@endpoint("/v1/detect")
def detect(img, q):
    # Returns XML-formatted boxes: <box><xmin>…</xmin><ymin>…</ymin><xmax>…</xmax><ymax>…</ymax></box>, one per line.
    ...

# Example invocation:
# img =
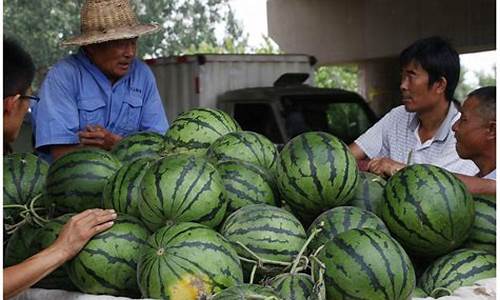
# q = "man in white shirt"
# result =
<box><xmin>452</xmin><ymin>86</ymin><xmax>496</xmax><ymax>194</ymax></box>
<box><xmin>349</xmin><ymin>36</ymin><xmax>478</xmax><ymax>177</ymax></box>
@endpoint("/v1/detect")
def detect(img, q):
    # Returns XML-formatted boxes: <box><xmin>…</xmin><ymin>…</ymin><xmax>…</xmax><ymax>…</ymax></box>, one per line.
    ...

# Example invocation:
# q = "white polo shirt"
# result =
<box><xmin>355</xmin><ymin>103</ymin><xmax>479</xmax><ymax>176</ymax></box>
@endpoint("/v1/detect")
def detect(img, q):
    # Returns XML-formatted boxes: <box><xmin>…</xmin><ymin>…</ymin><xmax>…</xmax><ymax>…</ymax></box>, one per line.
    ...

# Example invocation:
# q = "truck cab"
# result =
<box><xmin>218</xmin><ymin>73</ymin><xmax>378</xmax><ymax>145</ymax></box>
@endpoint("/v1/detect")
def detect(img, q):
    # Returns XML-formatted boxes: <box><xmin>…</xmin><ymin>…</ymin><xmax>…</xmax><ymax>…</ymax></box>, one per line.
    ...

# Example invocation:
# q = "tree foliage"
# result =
<box><xmin>315</xmin><ymin>65</ymin><xmax>359</xmax><ymax>92</ymax></box>
<box><xmin>3</xmin><ymin>0</ymin><xmax>245</xmax><ymax>69</ymax></box>
<box><xmin>454</xmin><ymin>64</ymin><xmax>496</xmax><ymax>102</ymax></box>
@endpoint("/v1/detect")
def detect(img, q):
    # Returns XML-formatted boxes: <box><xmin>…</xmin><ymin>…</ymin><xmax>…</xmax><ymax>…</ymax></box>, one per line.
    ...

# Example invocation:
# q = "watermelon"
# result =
<box><xmin>164</xmin><ymin>108</ymin><xmax>241</xmax><ymax>156</ymax></box>
<box><xmin>211</xmin><ymin>284</ymin><xmax>282</xmax><ymax>300</ymax></box>
<box><xmin>270</xmin><ymin>273</ymin><xmax>314</xmax><ymax>300</ymax></box>
<box><xmin>317</xmin><ymin>228</ymin><xmax>415</xmax><ymax>300</ymax></box>
<box><xmin>103</xmin><ymin>157</ymin><xmax>155</xmax><ymax>218</ymax></box>
<box><xmin>381</xmin><ymin>164</ymin><xmax>475</xmax><ymax>257</ymax></box>
<box><xmin>346</xmin><ymin>171</ymin><xmax>386</xmax><ymax>216</ymax></box>
<box><xmin>137</xmin><ymin>222</ymin><xmax>243</xmax><ymax>299</ymax></box>
<box><xmin>419</xmin><ymin>249</ymin><xmax>496</xmax><ymax>298</ymax></box>
<box><xmin>30</xmin><ymin>214</ymin><xmax>78</xmax><ymax>290</ymax></box>
<box><xmin>276</xmin><ymin>132</ymin><xmax>359</xmax><ymax>223</ymax></box>
<box><xmin>307</xmin><ymin>206</ymin><xmax>388</xmax><ymax>252</ymax></box>
<box><xmin>4</xmin><ymin>153</ymin><xmax>49</xmax><ymax>225</ymax></box>
<box><xmin>139</xmin><ymin>154</ymin><xmax>227</xmax><ymax>231</ymax></box>
<box><xmin>207</xmin><ymin>131</ymin><xmax>278</xmax><ymax>171</ymax></box>
<box><xmin>66</xmin><ymin>215</ymin><xmax>149</xmax><ymax>296</ymax></box>
<box><xmin>220</xmin><ymin>204</ymin><xmax>306</xmax><ymax>277</ymax></box>
<box><xmin>4</xmin><ymin>223</ymin><xmax>40</xmax><ymax>267</ymax></box>
<box><xmin>216</xmin><ymin>159</ymin><xmax>279</xmax><ymax>213</ymax></box>
<box><xmin>111</xmin><ymin>131</ymin><xmax>165</xmax><ymax>162</ymax></box>
<box><xmin>463</xmin><ymin>194</ymin><xmax>495</xmax><ymax>254</ymax></box>
<box><xmin>45</xmin><ymin>148</ymin><xmax>121</xmax><ymax>214</ymax></box>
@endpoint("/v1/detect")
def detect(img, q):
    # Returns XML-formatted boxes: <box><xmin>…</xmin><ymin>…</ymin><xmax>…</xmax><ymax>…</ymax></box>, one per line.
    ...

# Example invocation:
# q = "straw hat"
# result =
<box><xmin>62</xmin><ymin>0</ymin><xmax>160</xmax><ymax>46</ymax></box>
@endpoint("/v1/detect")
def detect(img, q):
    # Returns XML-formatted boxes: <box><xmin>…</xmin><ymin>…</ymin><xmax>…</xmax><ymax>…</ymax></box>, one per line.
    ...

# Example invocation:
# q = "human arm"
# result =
<box><xmin>367</xmin><ymin>157</ymin><xmax>406</xmax><ymax>178</ymax></box>
<box><xmin>348</xmin><ymin>143</ymin><xmax>368</xmax><ymax>160</ymax></box>
<box><xmin>455</xmin><ymin>174</ymin><xmax>496</xmax><ymax>195</ymax></box>
<box><xmin>3</xmin><ymin>209</ymin><xmax>117</xmax><ymax>299</ymax></box>
<box><xmin>138</xmin><ymin>63</ymin><xmax>169</xmax><ymax>133</ymax></box>
<box><xmin>78</xmin><ymin>124</ymin><xmax>123</xmax><ymax>151</ymax></box>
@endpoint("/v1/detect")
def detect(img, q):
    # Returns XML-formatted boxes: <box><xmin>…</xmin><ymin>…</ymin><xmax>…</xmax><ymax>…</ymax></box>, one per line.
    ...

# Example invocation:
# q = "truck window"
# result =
<box><xmin>283</xmin><ymin>100</ymin><xmax>371</xmax><ymax>144</ymax></box>
<box><xmin>325</xmin><ymin>103</ymin><xmax>371</xmax><ymax>143</ymax></box>
<box><xmin>234</xmin><ymin>103</ymin><xmax>282</xmax><ymax>143</ymax></box>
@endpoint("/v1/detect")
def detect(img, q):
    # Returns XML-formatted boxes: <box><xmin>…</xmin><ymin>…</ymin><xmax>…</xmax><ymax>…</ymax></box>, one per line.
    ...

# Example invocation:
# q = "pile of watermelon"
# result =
<box><xmin>3</xmin><ymin>107</ymin><xmax>496</xmax><ymax>300</ymax></box>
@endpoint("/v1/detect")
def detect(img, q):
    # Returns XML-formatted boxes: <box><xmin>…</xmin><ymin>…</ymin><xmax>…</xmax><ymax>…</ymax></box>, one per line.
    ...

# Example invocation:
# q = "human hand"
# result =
<box><xmin>367</xmin><ymin>157</ymin><xmax>405</xmax><ymax>178</ymax></box>
<box><xmin>78</xmin><ymin>125</ymin><xmax>122</xmax><ymax>150</ymax></box>
<box><xmin>52</xmin><ymin>209</ymin><xmax>117</xmax><ymax>262</ymax></box>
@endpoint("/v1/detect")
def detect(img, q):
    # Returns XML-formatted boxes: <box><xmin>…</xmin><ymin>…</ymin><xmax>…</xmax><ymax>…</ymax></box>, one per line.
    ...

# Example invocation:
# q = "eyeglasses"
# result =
<box><xmin>19</xmin><ymin>95</ymin><xmax>40</xmax><ymax>103</ymax></box>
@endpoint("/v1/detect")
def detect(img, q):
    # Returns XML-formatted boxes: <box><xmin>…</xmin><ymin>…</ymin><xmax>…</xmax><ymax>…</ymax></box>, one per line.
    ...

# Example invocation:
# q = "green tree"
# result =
<box><xmin>454</xmin><ymin>64</ymin><xmax>496</xmax><ymax>102</ymax></box>
<box><xmin>315</xmin><ymin>65</ymin><xmax>359</xmax><ymax>92</ymax></box>
<box><xmin>3</xmin><ymin>0</ymin><xmax>245</xmax><ymax>69</ymax></box>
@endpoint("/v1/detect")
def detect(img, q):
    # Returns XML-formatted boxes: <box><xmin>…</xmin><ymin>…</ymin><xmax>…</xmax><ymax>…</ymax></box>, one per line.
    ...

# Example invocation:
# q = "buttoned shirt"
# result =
<box><xmin>482</xmin><ymin>169</ymin><xmax>496</xmax><ymax>180</ymax></box>
<box><xmin>33</xmin><ymin>49</ymin><xmax>168</xmax><ymax>156</ymax></box>
<box><xmin>355</xmin><ymin>103</ymin><xmax>478</xmax><ymax>175</ymax></box>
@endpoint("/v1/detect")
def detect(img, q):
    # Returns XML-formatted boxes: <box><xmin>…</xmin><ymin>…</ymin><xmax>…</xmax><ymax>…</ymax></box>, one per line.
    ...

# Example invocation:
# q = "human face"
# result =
<box><xmin>400</xmin><ymin>60</ymin><xmax>444</xmax><ymax>113</ymax></box>
<box><xmin>3</xmin><ymin>94</ymin><xmax>31</xmax><ymax>143</ymax></box>
<box><xmin>86</xmin><ymin>38</ymin><xmax>138</xmax><ymax>83</ymax></box>
<box><xmin>452</xmin><ymin>96</ymin><xmax>491</xmax><ymax>160</ymax></box>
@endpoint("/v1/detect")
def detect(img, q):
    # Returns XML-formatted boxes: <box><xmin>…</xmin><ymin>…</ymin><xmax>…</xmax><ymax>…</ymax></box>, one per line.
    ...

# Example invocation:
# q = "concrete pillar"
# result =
<box><xmin>358</xmin><ymin>57</ymin><xmax>401</xmax><ymax>117</ymax></box>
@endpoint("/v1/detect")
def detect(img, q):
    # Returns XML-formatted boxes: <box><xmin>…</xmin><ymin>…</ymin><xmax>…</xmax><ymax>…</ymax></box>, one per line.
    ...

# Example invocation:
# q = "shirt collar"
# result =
<box><xmin>408</xmin><ymin>101</ymin><xmax>460</xmax><ymax>142</ymax></box>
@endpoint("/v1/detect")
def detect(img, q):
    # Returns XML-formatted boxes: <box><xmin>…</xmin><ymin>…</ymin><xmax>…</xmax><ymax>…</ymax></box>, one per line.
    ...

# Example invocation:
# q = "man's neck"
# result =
<box><xmin>417</xmin><ymin>99</ymin><xmax>450</xmax><ymax>142</ymax></box>
<box><xmin>474</xmin><ymin>147</ymin><xmax>496</xmax><ymax>178</ymax></box>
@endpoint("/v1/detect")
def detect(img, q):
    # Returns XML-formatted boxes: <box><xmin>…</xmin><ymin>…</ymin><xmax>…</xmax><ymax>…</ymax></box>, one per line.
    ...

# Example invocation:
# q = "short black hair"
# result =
<box><xmin>468</xmin><ymin>86</ymin><xmax>496</xmax><ymax>122</ymax></box>
<box><xmin>3</xmin><ymin>37</ymin><xmax>35</xmax><ymax>98</ymax></box>
<box><xmin>400</xmin><ymin>36</ymin><xmax>460</xmax><ymax>102</ymax></box>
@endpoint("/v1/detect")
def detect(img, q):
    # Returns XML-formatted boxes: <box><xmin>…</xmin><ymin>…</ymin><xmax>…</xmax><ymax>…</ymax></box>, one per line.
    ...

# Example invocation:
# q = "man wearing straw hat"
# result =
<box><xmin>33</xmin><ymin>0</ymin><xmax>168</xmax><ymax>162</ymax></box>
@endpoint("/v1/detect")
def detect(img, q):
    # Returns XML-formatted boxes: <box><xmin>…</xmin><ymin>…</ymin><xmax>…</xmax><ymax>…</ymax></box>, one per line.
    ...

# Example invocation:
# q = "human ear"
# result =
<box><xmin>3</xmin><ymin>95</ymin><xmax>21</xmax><ymax>115</ymax></box>
<box><xmin>433</xmin><ymin>76</ymin><xmax>447</xmax><ymax>95</ymax></box>
<box><xmin>486</xmin><ymin>121</ymin><xmax>496</xmax><ymax>140</ymax></box>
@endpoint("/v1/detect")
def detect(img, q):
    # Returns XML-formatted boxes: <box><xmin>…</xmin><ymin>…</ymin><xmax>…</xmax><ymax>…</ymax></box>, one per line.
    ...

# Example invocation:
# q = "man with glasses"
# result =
<box><xmin>33</xmin><ymin>0</ymin><xmax>168</xmax><ymax>162</ymax></box>
<box><xmin>3</xmin><ymin>37</ymin><xmax>117</xmax><ymax>299</ymax></box>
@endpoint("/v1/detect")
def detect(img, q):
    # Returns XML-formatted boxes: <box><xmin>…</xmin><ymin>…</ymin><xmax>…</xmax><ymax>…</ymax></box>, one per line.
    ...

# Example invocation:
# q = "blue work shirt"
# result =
<box><xmin>33</xmin><ymin>48</ymin><xmax>168</xmax><ymax>159</ymax></box>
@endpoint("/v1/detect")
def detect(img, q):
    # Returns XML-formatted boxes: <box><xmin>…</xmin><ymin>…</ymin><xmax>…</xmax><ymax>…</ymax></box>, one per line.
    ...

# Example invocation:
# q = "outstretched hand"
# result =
<box><xmin>78</xmin><ymin>125</ymin><xmax>122</xmax><ymax>150</ymax></box>
<box><xmin>52</xmin><ymin>208</ymin><xmax>117</xmax><ymax>261</ymax></box>
<box><xmin>367</xmin><ymin>157</ymin><xmax>406</xmax><ymax>178</ymax></box>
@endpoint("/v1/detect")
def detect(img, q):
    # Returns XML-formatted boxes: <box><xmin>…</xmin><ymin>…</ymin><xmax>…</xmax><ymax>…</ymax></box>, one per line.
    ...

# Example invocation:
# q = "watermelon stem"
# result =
<box><xmin>235</xmin><ymin>241</ymin><xmax>290</xmax><ymax>267</ymax></box>
<box><xmin>290</xmin><ymin>226</ymin><xmax>322</xmax><ymax>274</ymax></box>
<box><xmin>309</xmin><ymin>247</ymin><xmax>327</xmax><ymax>300</ymax></box>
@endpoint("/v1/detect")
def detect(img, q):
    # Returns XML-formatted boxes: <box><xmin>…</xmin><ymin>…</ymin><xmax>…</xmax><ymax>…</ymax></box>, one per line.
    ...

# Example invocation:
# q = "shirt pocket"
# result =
<box><xmin>77</xmin><ymin>97</ymin><xmax>106</xmax><ymax>128</ymax></box>
<box><xmin>116</xmin><ymin>95</ymin><xmax>143</xmax><ymax>133</ymax></box>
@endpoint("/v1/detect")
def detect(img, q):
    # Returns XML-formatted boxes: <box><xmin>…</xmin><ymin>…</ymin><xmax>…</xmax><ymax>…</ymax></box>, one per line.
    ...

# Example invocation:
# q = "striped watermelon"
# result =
<box><xmin>216</xmin><ymin>160</ymin><xmax>279</xmax><ymax>213</ymax></box>
<box><xmin>66</xmin><ymin>215</ymin><xmax>149</xmax><ymax>296</ymax></box>
<box><xmin>270</xmin><ymin>273</ymin><xmax>314</xmax><ymax>300</ymax></box>
<box><xmin>103</xmin><ymin>157</ymin><xmax>155</xmax><ymax>218</ymax></box>
<box><xmin>419</xmin><ymin>249</ymin><xmax>496</xmax><ymax>298</ymax></box>
<box><xmin>463</xmin><ymin>194</ymin><xmax>495</xmax><ymax>254</ymax></box>
<box><xmin>381</xmin><ymin>164</ymin><xmax>475</xmax><ymax>257</ymax></box>
<box><xmin>4</xmin><ymin>153</ymin><xmax>49</xmax><ymax>225</ymax></box>
<box><xmin>111</xmin><ymin>131</ymin><xmax>165</xmax><ymax>162</ymax></box>
<box><xmin>4</xmin><ymin>223</ymin><xmax>40</xmax><ymax>267</ymax></box>
<box><xmin>220</xmin><ymin>204</ymin><xmax>306</xmax><ymax>277</ymax></box>
<box><xmin>317</xmin><ymin>228</ymin><xmax>415</xmax><ymax>300</ymax></box>
<box><xmin>276</xmin><ymin>132</ymin><xmax>359</xmax><ymax>223</ymax></box>
<box><xmin>307</xmin><ymin>206</ymin><xmax>388</xmax><ymax>252</ymax></box>
<box><xmin>207</xmin><ymin>131</ymin><xmax>278</xmax><ymax>171</ymax></box>
<box><xmin>346</xmin><ymin>171</ymin><xmax>386</xmax><ymax>216</ymax></box>
<box><xmin>211</xmin><ymin>284</ymin><xmax>282</xmax><ymax>300</ymax></box>
<box><xmin>164</xmin><ymin>108</ymin><xmax>241</xmax><ymax>156</ymax></box>
<box><xmin>45</xmin><ymin>148</ymin><xmax>121</xmax><ymax>214</ymax></box>
<box><xmin>137</xmin><ymin>222</ymin><xmax>243</xmax><ymax>299</ymax></box>
<box><xmin>139</xmin><ymin>154</ymin><xmax>227</xmax><ymax>231</ymax></box>
<box><xmin>30</xmin><ymin>214</ymin><xmax>78</xmax><ymax>290</ymax></box>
